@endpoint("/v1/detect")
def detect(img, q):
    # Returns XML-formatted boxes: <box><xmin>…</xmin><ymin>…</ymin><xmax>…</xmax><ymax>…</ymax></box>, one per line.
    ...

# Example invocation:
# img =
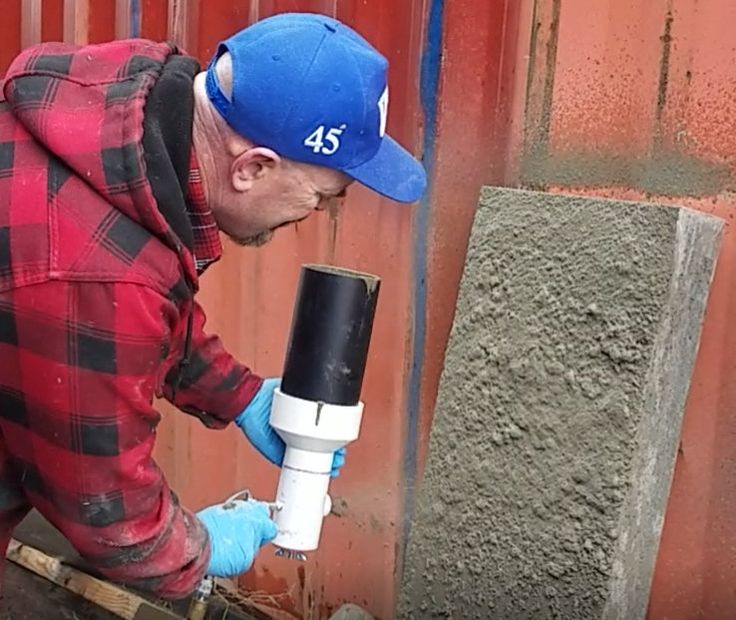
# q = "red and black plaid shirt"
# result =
<box><xmin>0</xmin><ymin>40</ymin><xmax>262</xmax><ymax>599</ymax></box>
<box><xmin>186</xmin><ymin>149</ymin><xmax>222</xmax><ymax>273</ymax></box>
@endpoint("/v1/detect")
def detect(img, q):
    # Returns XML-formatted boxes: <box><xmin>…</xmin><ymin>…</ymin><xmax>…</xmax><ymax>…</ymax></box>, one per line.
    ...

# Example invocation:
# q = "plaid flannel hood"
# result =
<box><xmin>2</xmin><ymin>39</ymin><xmax>201</xmax><ymax>287</ymax></box>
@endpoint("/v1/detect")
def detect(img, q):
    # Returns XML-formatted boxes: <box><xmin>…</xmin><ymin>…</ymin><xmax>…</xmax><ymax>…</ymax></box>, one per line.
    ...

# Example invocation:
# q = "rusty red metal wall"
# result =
<box><xmin>3</xmin><ymin>1</ymin><xmax>736</xmax><ymax>618</ymax></box>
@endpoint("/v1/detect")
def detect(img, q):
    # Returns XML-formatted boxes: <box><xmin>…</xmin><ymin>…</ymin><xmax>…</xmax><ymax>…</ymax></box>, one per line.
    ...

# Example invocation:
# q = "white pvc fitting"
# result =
<box><xmin>269</xmin><ymin>388</ymin><xmax>363</xmax><ymax>551</ymax></box>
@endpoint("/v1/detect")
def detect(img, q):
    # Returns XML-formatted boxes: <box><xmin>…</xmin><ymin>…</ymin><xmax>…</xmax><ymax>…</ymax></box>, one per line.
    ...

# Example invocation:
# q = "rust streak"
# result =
<box><xmin>539</xmin><ymin>0</ymin><xmax>562</xmax><ymax>156</ymax></box>
<box><xmin>327</xmin><ymin>199</ymin><xmax>341</xmax><ymax>265</ymax></box>
<box><xmin>522</xmin><ymin>0</ymin><xmax>562</xmax><ymax>184</ymax></box>
<box><xmin>655</xmin><ymin>4</ymin><xmax>674</xmax><ymax>148</ymax></box>
<box><xmin>656</xmin><ymin>9</ymin><xmax>674</xmax><ymax>117</ymax></box>
<box><xmin>521</xmin><ymin>0</ymin><xmax>543</xmax><ymax>151</ymax></box>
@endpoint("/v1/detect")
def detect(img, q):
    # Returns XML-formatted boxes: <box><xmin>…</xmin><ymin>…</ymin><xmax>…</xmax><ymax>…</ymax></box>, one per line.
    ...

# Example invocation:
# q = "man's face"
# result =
<box><xmin>218</xmin><ymin>155</ymin><xmax>353</xmax><ymax>247</ymax></box>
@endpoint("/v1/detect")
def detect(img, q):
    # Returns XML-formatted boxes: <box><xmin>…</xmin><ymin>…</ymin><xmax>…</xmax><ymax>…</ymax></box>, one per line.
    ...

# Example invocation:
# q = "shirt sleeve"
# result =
<box><xmin>162</xmin><ymin>299</ymin><xmax>263</xmax><ymax>428</ymax></box>
<box><xmin>0</xmin><ymin>280</ymin><xmax>213</xmax><ymax>599</ymax></box>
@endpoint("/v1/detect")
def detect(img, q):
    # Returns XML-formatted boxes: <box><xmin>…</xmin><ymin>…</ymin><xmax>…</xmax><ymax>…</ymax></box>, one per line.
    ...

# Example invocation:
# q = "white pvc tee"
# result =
<box><xmin>269</xmin><ymin>388</ymin><xmax>363</xmax><ymax>551</ymax></box>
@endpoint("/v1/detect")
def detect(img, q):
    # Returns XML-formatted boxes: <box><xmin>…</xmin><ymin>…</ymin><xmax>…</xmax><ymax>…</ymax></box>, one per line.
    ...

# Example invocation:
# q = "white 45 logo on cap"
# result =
<box><xmin>302</xmin><ymin>86</ymin><xmax>387</xmax><ymax>155</ymax></box>
<box><xmin>304</xmin><ymin>124</ymin><xmax>346</xmax><ymax>156</ymax></box>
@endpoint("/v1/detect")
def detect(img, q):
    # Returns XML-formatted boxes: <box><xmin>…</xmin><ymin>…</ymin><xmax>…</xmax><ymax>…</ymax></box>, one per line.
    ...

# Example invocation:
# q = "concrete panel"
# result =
<box><xmin>398</xmin><ymin>187</ymin><xmax>723</xmax><ymax>619</ymax></box>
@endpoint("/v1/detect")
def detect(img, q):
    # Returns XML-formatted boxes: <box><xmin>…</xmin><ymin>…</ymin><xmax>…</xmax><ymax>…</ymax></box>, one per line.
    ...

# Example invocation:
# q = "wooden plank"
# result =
<box><xmin>6</xmin><ymin>539</ymin><xmax>180</xmax><ymax>620</ymax></box>
<box><xmin>2</xmin><ymin>560</ymin><xmax>120</xmax><ymax>620</ymax></box>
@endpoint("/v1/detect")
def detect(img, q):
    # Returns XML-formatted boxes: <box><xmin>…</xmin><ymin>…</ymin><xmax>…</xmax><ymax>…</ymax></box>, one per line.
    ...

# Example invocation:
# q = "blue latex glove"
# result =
<box><xmin>234</xmin><ymin>377</ymin><xmax>346</xmax><ymax>477</ymax></box>
<box><xmin>197</xmin><ymin>499</ymin><xmax>277</xmax><ymax>578</ymax></box>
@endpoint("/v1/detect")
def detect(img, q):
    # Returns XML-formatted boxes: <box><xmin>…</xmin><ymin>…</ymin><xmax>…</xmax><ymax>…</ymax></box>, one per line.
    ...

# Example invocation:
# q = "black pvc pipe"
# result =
<box><xmin>281</xmin><ymin>264</ymin><xmax>381</xmax><ymax>406</ymax></box>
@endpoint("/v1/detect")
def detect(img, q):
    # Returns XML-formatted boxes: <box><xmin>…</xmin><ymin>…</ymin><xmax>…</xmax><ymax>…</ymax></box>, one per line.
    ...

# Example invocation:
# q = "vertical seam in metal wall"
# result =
<box><xmin>401</xmin><ymin>0</ymin><xmax>444</xmax><ymax>573</ymax></box>
<box><xmin>21</xmin><ymin>0</ymin><xmax>42</xmax><ymax>48</ymax></box>
<box><xmin>131</xmin><ymin>0</ymin><xmax>140</xmax><ymax>37</ymax></box>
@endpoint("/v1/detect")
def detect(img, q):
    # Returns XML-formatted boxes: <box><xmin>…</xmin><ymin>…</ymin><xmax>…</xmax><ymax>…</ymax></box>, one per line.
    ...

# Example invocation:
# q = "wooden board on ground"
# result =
<box><xmin>0</xmin><ymin>558</ymin><xmax>120</xmax><ymax>620</ymax></box>
<box><xmin>7</xmin><ymin>539</ymin><xmax>179</xmax><ymax>620</ymax></box>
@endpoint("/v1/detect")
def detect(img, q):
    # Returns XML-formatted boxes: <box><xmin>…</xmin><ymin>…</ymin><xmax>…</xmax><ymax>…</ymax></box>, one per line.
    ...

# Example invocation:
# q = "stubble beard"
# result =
<box><xmin>226</xmin><ymin>213</ymin><xmax>312</xmax><ymax>248</ymax></box>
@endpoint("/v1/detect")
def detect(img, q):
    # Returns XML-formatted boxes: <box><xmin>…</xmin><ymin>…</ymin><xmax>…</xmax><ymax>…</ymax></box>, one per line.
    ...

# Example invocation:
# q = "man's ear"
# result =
<box><xmin>231</xmin><ymin>147</ymin><xmax>281</xmax><ymax>192</ymax></box>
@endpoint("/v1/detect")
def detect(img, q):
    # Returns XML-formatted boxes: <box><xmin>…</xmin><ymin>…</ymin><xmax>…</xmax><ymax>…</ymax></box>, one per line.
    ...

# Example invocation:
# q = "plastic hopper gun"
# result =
<box><xmin>188</xmin><ymin>264</ymin><xmax>380</xmax><ymax>619</ymax></box>
<box><xmin>268</xmin><ymin>264</ymin><xmax>380</xmax><ymax>560</ymax></box>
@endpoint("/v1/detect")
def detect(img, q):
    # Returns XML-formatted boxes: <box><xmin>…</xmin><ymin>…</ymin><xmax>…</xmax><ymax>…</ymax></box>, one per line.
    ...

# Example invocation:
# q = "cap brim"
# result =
<box><xmin>342</xmin><ymin>135</ymin><xmax>427</xmax><ymax>203</ymax></box>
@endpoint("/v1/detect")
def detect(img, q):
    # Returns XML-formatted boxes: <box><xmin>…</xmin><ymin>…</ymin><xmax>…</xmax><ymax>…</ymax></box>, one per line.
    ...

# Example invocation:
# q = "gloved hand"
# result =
<box><xmin>234</xmin><ymin>377</ymin><xmax>346</xmax><ymax>477</ymax></box>
<box><xmin>197</xmin><ymin>499</ymin><xmax>277</xmax><ymax>578</ymax></box>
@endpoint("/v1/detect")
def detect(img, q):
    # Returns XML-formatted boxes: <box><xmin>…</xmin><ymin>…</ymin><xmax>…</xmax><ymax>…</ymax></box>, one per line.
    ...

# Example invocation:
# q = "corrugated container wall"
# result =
<box><xmin>2</xmin><ymin>1</ymin><xmax>736</xmax><ymax>619</ymax></box>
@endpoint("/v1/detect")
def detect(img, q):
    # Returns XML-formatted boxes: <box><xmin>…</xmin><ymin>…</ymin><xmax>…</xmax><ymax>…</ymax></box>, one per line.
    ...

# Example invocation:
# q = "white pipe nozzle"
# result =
<box><xmin>269</xmin><ymin>388</ymin><xmax>363</xmax><ymax>552</ymax></box>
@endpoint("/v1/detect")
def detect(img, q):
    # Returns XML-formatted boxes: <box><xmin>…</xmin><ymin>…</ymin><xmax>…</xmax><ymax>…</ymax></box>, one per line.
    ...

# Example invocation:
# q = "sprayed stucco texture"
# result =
<box><xmin>398</xmin><ymin>187</ymin><xmax>723</xmax><ymax>619</ymax></box>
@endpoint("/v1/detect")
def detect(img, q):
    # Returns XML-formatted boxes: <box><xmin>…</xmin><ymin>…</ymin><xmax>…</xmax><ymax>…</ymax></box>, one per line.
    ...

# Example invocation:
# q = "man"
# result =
<box><xmin>0</xmin><ymin>11</ymin><xmax>425</xmax><ymax>599</ymax></box>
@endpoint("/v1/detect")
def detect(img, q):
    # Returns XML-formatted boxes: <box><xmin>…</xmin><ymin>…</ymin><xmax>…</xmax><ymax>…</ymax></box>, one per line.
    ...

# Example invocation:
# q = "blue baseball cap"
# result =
<box><xmin>205</xmin><ymin>12</ymin><xmax>426</xmax><ymax>203</ymax></box>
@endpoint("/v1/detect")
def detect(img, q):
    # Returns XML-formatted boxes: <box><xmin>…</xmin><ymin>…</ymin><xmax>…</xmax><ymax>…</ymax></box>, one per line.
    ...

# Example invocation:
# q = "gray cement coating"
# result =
<box><xmin>398</xmin><ymin>187</ymin><xmax>723</xmax><ymax>619</ymax></box>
